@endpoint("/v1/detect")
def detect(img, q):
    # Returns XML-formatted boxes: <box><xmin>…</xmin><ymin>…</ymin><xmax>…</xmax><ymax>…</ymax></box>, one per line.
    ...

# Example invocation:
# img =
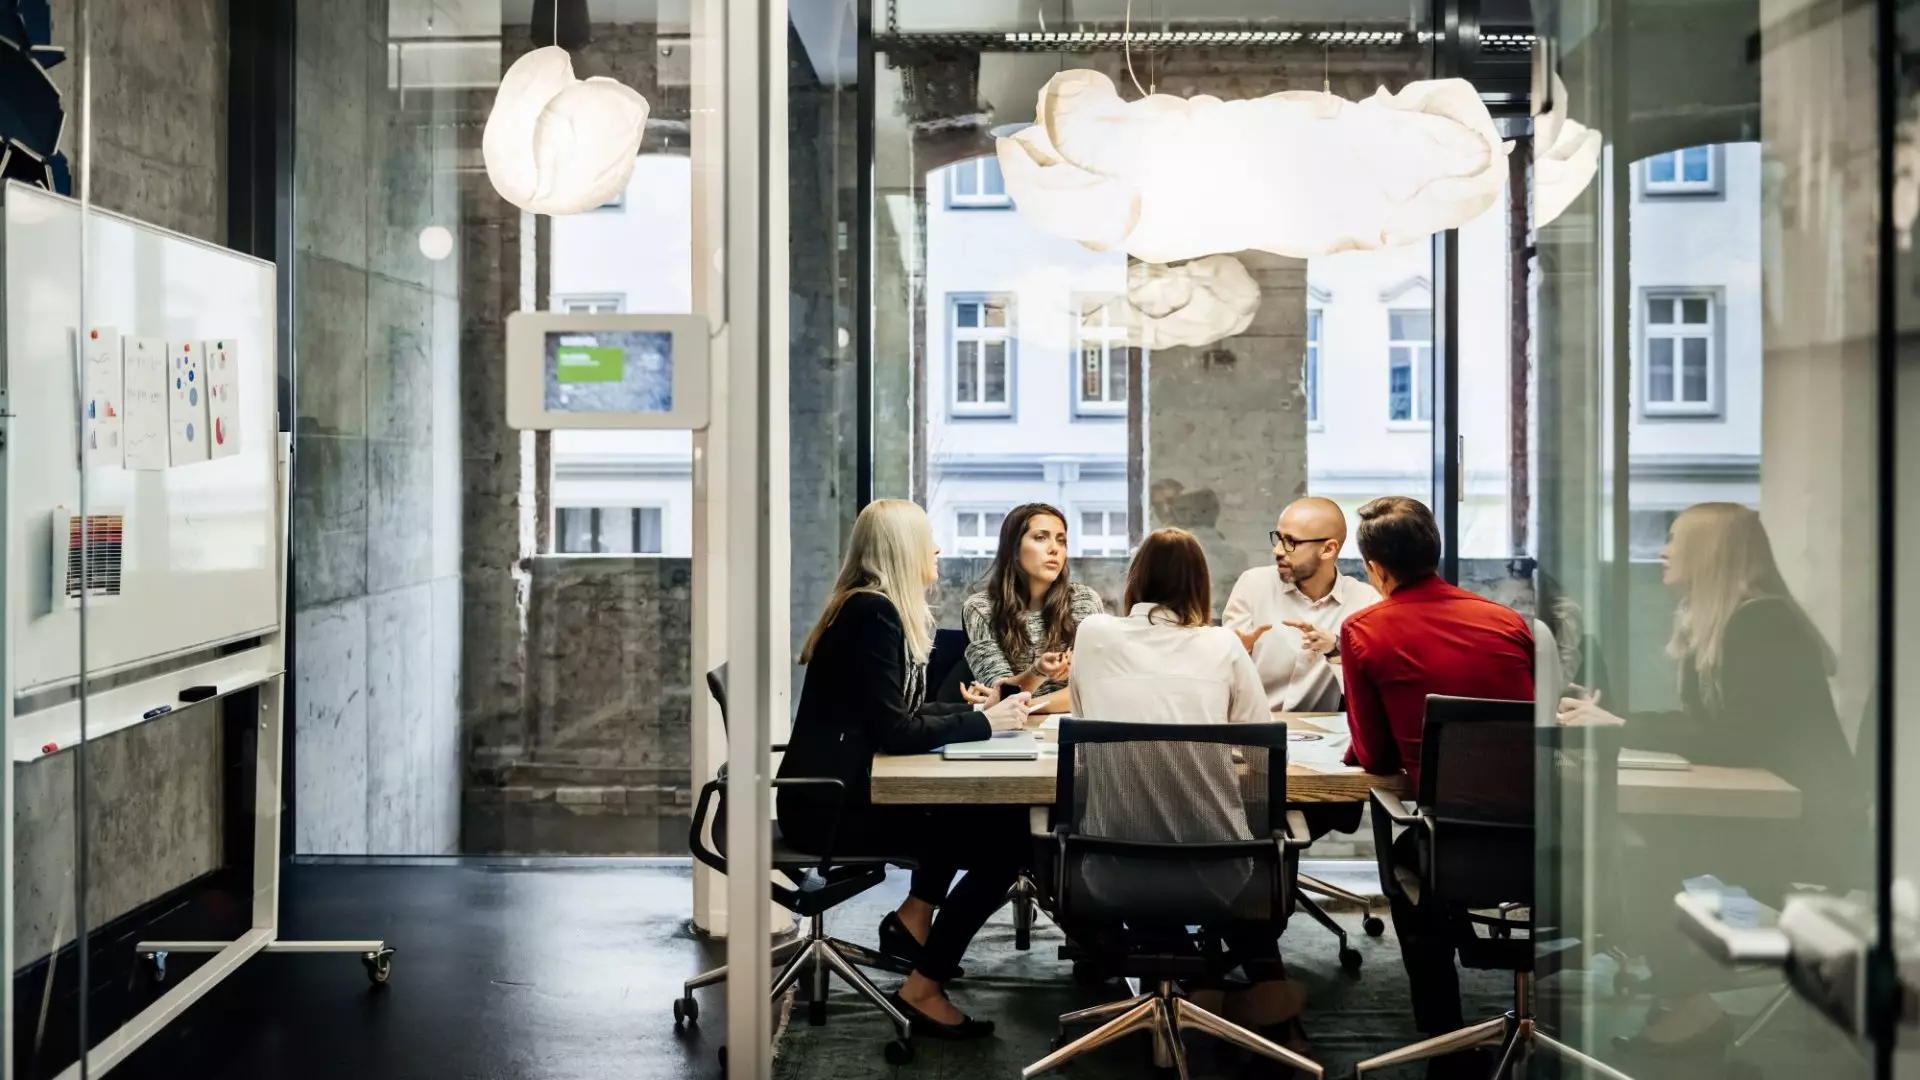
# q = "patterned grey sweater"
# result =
<box><xmin>960</xmin><ymin>582</ymin><xmax>1105</xmax><ymax>694</ymax></box>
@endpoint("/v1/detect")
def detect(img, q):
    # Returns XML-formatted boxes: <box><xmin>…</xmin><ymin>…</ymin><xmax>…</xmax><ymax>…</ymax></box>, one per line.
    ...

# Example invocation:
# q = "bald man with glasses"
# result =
<box><xmin>1222</xmin><ymin>497</ymin><xmax>1382</xmax><ymax>713</ymax></box>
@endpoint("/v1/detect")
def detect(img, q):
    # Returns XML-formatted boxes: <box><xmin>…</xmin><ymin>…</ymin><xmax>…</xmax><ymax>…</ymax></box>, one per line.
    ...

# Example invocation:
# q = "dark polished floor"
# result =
<box><xmin>106</xmin><ymin>861</ymin><xmax>728</xmax><ymax>1080</ymax></box>
<box><xmin>52</xmin><ymin>860</ymin><xmax>1842</xmax><ymax>1080</ymax></box>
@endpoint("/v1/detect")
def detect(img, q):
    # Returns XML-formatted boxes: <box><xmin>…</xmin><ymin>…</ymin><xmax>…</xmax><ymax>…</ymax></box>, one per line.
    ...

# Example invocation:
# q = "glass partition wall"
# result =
<box><xmin>863</xmin><ymin>1</ymin><xmax>1910</xmax><ymax>1076</ymax></box>
<box><xmin>869</xmin><ymin>1</ymin><xmax>1444</xmax><ymax>624</ymax></box>
<box><xmin>1534</xmin><ymin>0</ymin><xmax>1895</xmax><ymax>1076</ymax></box>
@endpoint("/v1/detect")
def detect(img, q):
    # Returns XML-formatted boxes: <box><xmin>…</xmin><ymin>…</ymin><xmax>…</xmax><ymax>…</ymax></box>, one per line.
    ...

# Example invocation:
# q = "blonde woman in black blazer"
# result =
<box><xmin>781</xmin><ymin>499</ymin><xmax>1034</xmax><ymax>1041</ymax></box>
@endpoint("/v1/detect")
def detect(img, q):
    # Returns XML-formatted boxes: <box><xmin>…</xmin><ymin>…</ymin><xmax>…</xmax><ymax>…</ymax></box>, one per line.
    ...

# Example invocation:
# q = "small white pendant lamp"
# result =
<box><xmin>483</xmin><ymin>45</ymin><xmax>649</xmax><ymax>216</ymax></box>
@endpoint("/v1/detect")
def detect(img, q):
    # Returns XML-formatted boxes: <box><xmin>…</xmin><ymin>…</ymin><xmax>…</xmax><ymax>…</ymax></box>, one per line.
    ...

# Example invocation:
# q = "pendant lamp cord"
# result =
<box><xmin>552</xmin><ymin>0</ymin><xmax>559</xmax><ymax>50</ymax></box>
<box><xmin>1324</xmin><ymin>43</ymin><xmax>1330</xmax><ymax>94</ymax></box>
<box><xmin>1124</xmin><ymin>0</ymin><xmax>1145</xmax><ymax>98</ymax></box>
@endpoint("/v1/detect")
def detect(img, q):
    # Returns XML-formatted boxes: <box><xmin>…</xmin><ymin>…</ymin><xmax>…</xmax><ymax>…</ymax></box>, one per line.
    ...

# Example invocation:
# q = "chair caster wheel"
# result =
<box><xmin>140</xmin><ymin>951</ymin><xmax>169</xmax><ymax>984</ymax></box>
<box><xmin>1339</xmin><ymin>946</ymin><xmax>1363</xmax><ymax>972</ymax></box>
<box><xmin>1015</xmin><ymin>923</ymin><xmax>1032</xmax><ymax>951</ymax></box>
<box><xmin>674</xmin><ymin>995</ymin><xmax>699</xmax><ymax>1027</ymax></box>
<box><xmin>884</xmin><ymin>1038</ymin><xmax>914</xmax><ymax>1065</ymax></box>
<box><xmin>1362</xmin><ymin>915</ymin><xmax>1386</xmax><ymax>936</ymax></box>
<box><xmin>362</xmin><ymin>948</ymin><xmax>394</xmax><ymax>985</ymax></box>
<box><xmin>808</xmin><ymin>998</ymin><xmax>827</xmax><ymax>1026</ymax></box>
<box><xmin>717</xmin><ymin>1045</ymin><xmax>727</xmax><ymax>1073</ymax></box>
<box><xmin>1071</xmin><ymin>959</ymin><xmax>1108</xmax><ymax>987</ymax></box>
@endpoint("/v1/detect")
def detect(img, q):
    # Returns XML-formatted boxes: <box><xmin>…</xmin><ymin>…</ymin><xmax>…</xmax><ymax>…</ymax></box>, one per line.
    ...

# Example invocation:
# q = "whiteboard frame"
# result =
<box><xmin>2</xmin><ymin>184</ymin><xmax>282</xmax><ymax>695</ymax></box>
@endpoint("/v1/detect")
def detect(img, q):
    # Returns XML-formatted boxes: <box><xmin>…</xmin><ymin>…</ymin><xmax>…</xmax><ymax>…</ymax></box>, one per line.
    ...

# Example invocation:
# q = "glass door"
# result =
<box><xmin>1533</xmin><ymin>0</ymin><xmax>1898</xmax><ymax>1075</ymax></box>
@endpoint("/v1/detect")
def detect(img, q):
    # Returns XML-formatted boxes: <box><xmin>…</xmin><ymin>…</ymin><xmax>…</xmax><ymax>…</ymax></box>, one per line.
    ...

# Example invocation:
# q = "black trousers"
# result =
<box><xmin>1385</xmin><ymin>830</ymin><xmax>1464</xmax><ymax>1033</ymax></box>
<box><xmin>787</xmin><ymin>803</ymin><xmax>1029</xmax><ymax>984</ymax></box>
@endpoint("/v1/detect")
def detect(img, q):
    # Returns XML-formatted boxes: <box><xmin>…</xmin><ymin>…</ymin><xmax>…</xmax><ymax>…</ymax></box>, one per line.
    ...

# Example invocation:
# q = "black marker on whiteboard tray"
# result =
<box><xmin>143</xmin><ymin>705</ymin><xmax>172</xmax><ymax>721</ymax></box>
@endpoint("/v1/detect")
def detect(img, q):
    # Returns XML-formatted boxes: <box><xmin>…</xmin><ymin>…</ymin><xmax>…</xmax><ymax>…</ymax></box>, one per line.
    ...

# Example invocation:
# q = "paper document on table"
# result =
<box><xmin>1286</xmin><ymin>727</ymin><xmax>1352</xmax><ymax>769</ymax></box>
<box><xmin>1038</xmin><ymin>715</ymin><xmax>1068</xmax><ymax>731</ymax></box>
<box><xmin>1619</xmin><ymin>748</ymin><xmax>1691</xmax><ymax>771</ymax></box>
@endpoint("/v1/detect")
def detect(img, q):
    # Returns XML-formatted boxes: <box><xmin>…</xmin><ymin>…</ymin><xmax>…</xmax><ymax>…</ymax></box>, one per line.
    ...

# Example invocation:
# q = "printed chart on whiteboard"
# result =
<box><xmin>81</xmin><ymin>327</ymin><xmax>123</xmax><ymax>468</ymax></box>
<box><xmin>123</xmin><ymin>336</ymin><xmax>169</xmax><ymax>470</ymax></box>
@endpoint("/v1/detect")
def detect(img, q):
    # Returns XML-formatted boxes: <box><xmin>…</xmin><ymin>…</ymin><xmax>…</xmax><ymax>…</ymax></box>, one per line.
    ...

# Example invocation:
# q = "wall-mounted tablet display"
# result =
<box><xmin>506</xmin><ymin>312</ymin><xmax>709</xmax><ymax>430</ymax></box>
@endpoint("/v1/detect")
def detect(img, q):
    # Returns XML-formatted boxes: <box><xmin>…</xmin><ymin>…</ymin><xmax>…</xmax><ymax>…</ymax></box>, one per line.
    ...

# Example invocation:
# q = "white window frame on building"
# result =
<box><xmin>556</xmin><ymin>293</ymin><xmax>626</xmax><ymax>314</ymax></box>
<box><xmin>1386</xmin><ymin>308</ymin><xmax>1434</xmax><ymax>427</ymax></box>
<box><xmin>1073</xmin><ymin>295</ymin><xmax>1133</xmax><ymax>418</ymax></box>
<box><xmin>1075</xmin><ymin>507</ymin><xmax>1129</xmax><ymax>556</ymax></box>
<box><xmin>1640</xmin><ymin>289</ymin><xmax>1721</xmax><ymax>418</ymax></box>
<box><xmin>1642</xmin><ymin>146</ymin><xmax>1720</xmax><ymax>196</ymax></box>
<box><xmin>555</xmin><ymin>506</ymin><xmax>667</xmax><ymax>555</ymax></box>
<box><xmin>1305</xmin><ymin>306</ymin><xmax>1323</xmax><ymax>429</ymax></box>
<box><xmin>953</xmin><ymin>507</ymin><xmax>1011</xmax><ymax>557</ymax></box>
<box><xmin>949</xmin><ymin>294</ymin><xmax>1015</xmax><ymax>417</ymax></box>
<box><xmin>947</xmin><ymin>155</ymin><xmax>1012</xmax><ymax>209</ymax></box>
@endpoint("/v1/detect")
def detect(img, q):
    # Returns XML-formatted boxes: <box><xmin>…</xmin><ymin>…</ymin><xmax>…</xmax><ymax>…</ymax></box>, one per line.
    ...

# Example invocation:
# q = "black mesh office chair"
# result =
<box><xmin>1024</xmin><ymin>719</ymin><xmax>1322</xmax><ymax>1079</ymax></box>
<box><xmin>674</xmin><ymin>664</ymin><xmax>916</xmax><ymax>1066</ymax></box>
<box><xmin>1354</xmin><ymin>696</ymin><xmax>1619</xmax><ymax>1079</ymax></box>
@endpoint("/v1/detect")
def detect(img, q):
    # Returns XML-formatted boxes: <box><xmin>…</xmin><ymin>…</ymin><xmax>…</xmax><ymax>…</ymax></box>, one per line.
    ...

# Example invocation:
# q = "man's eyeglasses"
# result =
<box><xmin>1270</xmin><ymin>532</ymin><xmax>1332</xmax><ymax>553</ymax></box>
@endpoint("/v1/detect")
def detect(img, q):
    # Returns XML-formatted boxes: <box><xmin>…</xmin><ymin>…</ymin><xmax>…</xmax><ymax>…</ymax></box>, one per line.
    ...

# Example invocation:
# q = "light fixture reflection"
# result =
<box><xmin>998</xmin><ymin>70</ymin><xmax>1511</xmax><ymax>263</ymax></box>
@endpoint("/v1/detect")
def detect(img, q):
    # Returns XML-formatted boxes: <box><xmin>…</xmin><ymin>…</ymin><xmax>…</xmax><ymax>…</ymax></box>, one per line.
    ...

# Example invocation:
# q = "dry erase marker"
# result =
<box><xmin>143</xmin><ymin>705</ymin><xmax>172</xmax><ymax>720</ymax></box>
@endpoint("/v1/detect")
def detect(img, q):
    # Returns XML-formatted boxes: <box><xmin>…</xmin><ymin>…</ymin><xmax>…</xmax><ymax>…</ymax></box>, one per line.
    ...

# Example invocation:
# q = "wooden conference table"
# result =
<box><xmin>868</xmin><ymin>711</ymin><xmax>1804</xmax><ymax>820</ymax></box>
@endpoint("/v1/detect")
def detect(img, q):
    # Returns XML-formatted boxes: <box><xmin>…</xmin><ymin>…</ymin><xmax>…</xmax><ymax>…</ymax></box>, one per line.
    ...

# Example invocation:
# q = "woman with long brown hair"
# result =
<box><xmin>959</xmin><ymin>503</ymin><xmax>1105</xmax><ymax>713</ymax></box>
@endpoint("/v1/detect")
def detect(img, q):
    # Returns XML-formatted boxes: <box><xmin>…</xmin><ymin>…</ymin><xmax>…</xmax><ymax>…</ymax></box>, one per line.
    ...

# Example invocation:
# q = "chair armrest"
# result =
<box><xmin>768</xmin><ymin>776</ymin><xmax>847</xmax><ymax>871</ymax></box>
<box><xmin>1282</xmin><ymin>810</ymin><xmax>1313</xmax><ymax>849</ymax></box>
<box><xmin>687</xmin><ymin>778</ymin><xmax>727</xmax><ymax>876</ymax></box>
<box><xmin>1369</xmin><ymin>788</ymin><xmax>1425</xmax><ymax>826</ymax></box>
<box><xmin>1368</xmin><ymin>788</ymin><xmax>1429</xmax><ymax>904</ymax></box>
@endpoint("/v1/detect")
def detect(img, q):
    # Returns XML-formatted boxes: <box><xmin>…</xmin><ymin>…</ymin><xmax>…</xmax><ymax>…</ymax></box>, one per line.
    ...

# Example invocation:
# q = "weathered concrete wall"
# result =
<box><xmin>290</xmin><ymin>0</ymin><xmax>463</xmax><ymax>855</ymax></box>
<box><xmin>465</xmin><ymin>558</ymin><xmax>694</xmax><ymax>854</ymax></box>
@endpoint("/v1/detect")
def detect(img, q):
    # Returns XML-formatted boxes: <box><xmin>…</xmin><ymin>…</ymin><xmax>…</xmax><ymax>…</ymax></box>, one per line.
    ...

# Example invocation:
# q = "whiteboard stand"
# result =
<box><xmin>2</xmin><ymin>188</ymin><xmax>391</xmax><ymax>1080</ymax></box>
<box><xmin>43</xmin><ymin>435</ymin><xmax>393</xmax><ymax>1080</ymax></box>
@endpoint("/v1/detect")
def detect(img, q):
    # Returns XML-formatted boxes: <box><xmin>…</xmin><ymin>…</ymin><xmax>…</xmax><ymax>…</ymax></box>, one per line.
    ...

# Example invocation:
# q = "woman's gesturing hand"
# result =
<box><xmin>984</xmin><ymin>692</ymin><xmax>1036</xmax><ymax>732</ymax></box>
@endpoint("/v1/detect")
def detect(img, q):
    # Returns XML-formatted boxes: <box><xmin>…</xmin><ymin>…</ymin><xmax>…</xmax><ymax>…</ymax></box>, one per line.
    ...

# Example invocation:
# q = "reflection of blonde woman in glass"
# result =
<box><xmin>1560</xmin><ymin>503</ymin><xmax>1859</xmax><ymax>1055</ymax></box>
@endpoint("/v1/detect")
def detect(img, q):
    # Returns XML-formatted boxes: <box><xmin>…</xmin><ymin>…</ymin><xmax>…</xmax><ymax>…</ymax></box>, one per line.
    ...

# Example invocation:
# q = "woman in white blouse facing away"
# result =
<box><xmin>1068</xmin><ymin>528</ymin><xmax>1307</xmax><ymax>1043</ymax></box>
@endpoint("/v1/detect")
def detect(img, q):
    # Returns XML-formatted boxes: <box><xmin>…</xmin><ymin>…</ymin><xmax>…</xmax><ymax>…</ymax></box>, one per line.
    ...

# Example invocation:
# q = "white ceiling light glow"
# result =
<box><xmin>1531</xmin><ymin>75</ymin><xmax>1602</xmax><ymax>229</ymax></box>
<box><xmin>997</xmin><ymin>70</ymin><xmax>1511</xmax><ymax>263</ymax></box>
<box><xmin>483</xmin><ymin>45</ymin><xmax>649</xmax><ymax>216</ymax></box>
<box><xmin>1123</xmin><ymin>256</ymin><xmax>1261</xmax><ymax>349</ymax></box>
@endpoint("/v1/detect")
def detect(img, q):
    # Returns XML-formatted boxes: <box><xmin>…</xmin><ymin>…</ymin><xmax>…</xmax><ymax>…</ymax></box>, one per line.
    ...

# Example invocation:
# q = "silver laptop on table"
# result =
<box><xmin>941</xmin><ymin>731</ymin><xmax>1042</xmax><ymax>761</ymax></box>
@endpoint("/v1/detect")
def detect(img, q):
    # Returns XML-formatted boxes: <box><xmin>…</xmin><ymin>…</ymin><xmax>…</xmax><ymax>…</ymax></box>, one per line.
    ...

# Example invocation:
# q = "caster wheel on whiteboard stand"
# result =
<box><xmin>1363</xmin><ymin>914</ymin><xmax>1387</xmax><ymax>937</ymax></box>
<box><xmin>362</xmin><ymin>947</ymin><xmax>394</xmax><ymax>986</ymax></box>
<box><xmin>673</xmin><ymin>994</ymin><xmax>699</xmax><ymax>1028</ymax></box>
<box><xmin>140</xmin><ymin>951</ymin><xmax>169</xmax><ymax>985</ymax></box>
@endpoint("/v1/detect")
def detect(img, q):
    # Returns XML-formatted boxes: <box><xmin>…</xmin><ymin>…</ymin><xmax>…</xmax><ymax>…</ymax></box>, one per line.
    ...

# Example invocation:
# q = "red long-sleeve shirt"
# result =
<box><xmin>1338</xmin><ymin>576</ymin><xmax>1535</xmax><ymax>790</ymax></box>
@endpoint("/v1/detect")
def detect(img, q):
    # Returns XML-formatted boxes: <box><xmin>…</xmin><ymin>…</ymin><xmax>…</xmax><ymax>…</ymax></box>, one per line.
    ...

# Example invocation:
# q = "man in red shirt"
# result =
<box><xmin>1338</xmin><ymin>496</ymin><xmax>1534</xmax><ymax>1036</ymax></box>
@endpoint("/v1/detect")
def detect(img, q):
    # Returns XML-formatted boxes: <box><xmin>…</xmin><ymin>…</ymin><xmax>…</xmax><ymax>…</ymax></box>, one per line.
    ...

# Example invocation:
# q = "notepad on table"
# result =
<box><xmin>942</xmin><ymin>731</ymin><xmax>1042</xmax><ymax>761</ymax></box>
<box><xmin>1619</xmin><ymin>748</ymin><xmax>1691</xmax><ymax>771</ymax></box>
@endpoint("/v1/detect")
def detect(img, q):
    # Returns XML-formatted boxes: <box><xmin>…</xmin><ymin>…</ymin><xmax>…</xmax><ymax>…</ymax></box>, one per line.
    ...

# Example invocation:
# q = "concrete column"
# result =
<box><xmin>1755</xmin><ymin>0</ymin><xmax>1880</xmax><ymax>740</ymax></box>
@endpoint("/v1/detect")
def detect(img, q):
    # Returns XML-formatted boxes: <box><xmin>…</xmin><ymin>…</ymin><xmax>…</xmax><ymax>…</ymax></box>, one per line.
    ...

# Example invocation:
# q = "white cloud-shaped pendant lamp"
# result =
<box><xmin>1532</xmin><ymin>75</ymin><xmax>1602</xmax><ymax>228</ymax></box>
<box><xmin>1123</xmin><ymin>256</ymin><xmax>1261</xmax><ymax>349</ymax></box>
<box><xmin>998</xmin><ymin>70</ymin><xmax>1511</xmax><ymax>263</ymax></box>
<box><xmin>483</xmin><ymin>46</ymin><xmax>650</xmax><ymax>215</ymax></box>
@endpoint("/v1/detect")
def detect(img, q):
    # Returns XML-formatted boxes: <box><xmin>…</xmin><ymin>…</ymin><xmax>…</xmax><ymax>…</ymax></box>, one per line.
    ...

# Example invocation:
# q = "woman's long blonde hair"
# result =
<box><xmin>1666</xmin><ymin>502</ymin><xmax>1834</xmax><ymax>707</ymax></box>
<box><xmin>801</xmin><ymin>499</ymin><xmax>937</xmax><ymax>665</ymax></box>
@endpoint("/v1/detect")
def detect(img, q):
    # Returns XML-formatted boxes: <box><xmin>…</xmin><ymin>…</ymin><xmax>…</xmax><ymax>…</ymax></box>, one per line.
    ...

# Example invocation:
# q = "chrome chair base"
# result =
<box><xmin>676</xmin><ymin>914</ymin><xmax>910</xmax><ymax>1039</ymax></box>
<box><xmin>1353</xmin><ymin>974</ymin><xmax>1638</xmax><ymax>1080</ymax></box>
<box><xmin>1024</xmin><ymin>980</ymin><xmax>1323</xmax><ymax>1080</ymax></box>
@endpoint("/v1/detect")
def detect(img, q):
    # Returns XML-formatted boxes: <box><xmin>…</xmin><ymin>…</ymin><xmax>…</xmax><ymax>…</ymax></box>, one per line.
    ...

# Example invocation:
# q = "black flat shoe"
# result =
<box><xmin>878</xmin><ymin>914</ymin><xmax>962</xmax><ymax>979</ymax></box>
<box><xmin>888</xmin><ymin>991</ymin><xmax>995</xmax><ymax>1040</ymax></box>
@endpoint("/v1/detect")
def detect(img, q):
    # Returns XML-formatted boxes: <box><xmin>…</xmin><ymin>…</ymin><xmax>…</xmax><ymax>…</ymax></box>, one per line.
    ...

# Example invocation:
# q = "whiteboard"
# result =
<box><xmin>5</xmin><ymin>184</ymin><xmax>279</xmax><ymax>693</ymax></box>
